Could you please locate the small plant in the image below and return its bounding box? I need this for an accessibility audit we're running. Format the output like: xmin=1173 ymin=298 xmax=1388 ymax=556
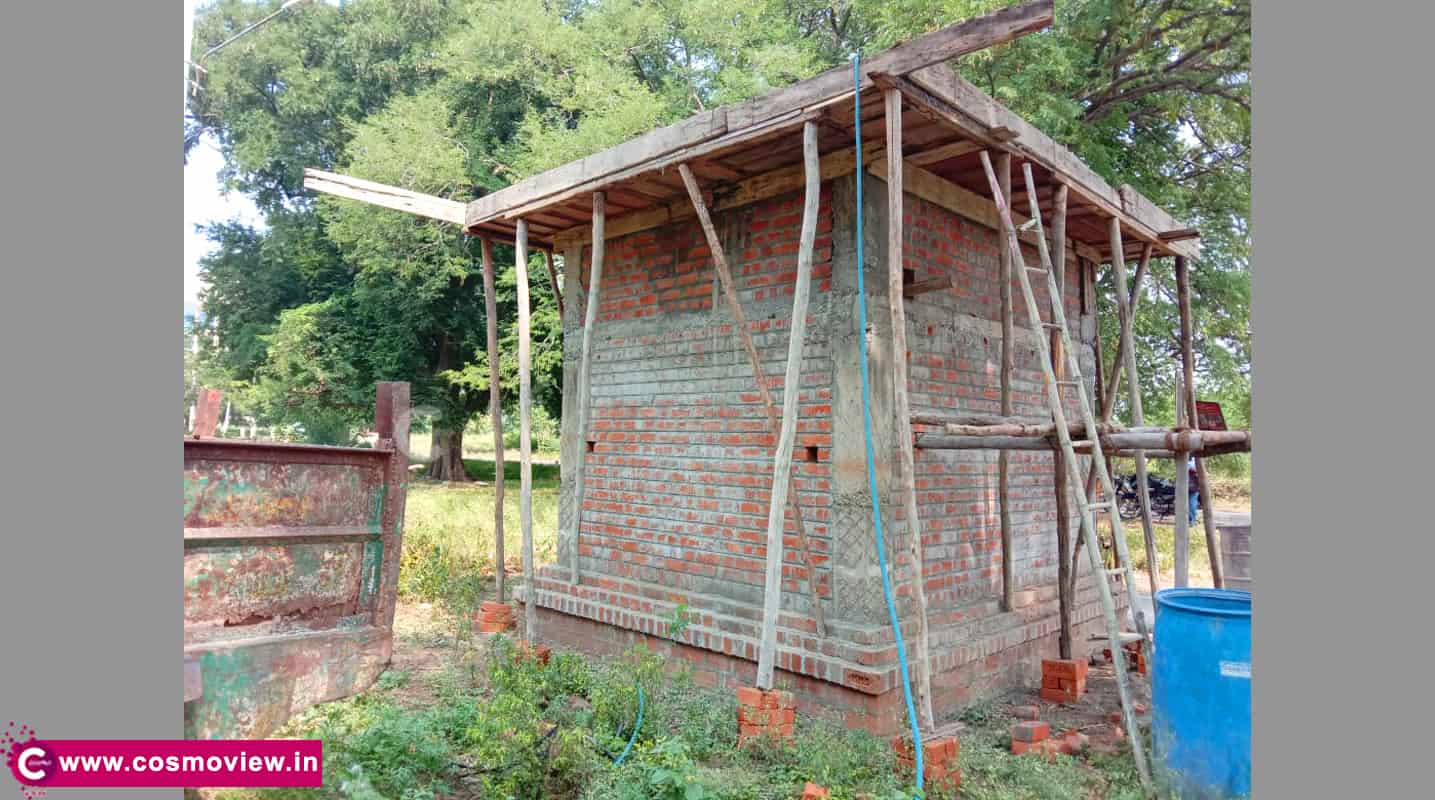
xmin=664 ymin=602 xmax=694 ymax=641
xmin=375 ymin=669 xmax=411 ymax=691
xmin=637 ymin=738 xmax=712 ymax=800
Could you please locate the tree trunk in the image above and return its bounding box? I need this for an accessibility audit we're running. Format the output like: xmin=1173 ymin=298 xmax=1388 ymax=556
xmin=427 ymin=424 xmax=468 ymax=481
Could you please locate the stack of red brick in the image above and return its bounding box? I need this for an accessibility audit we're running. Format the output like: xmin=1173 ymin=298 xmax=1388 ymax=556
xmin=1010 ymin=721 xmax=1087 ymax=760
xmin=1040 ymin=659 xmax=1088 ymax=703
xmin=736 ymin=687 xmax=795 ymax=745
xmin=800 ymin=783 xmax=829 ymax=799
xmin=476 ymin=601 xmax=514 ymax=634
xmin=891 ymin=734 xmax=960 ymax=791
xmin=1103 ymin=641 xmax=1148 ymax=674
xmin=514 ymin=639 xmax=551 ymax=666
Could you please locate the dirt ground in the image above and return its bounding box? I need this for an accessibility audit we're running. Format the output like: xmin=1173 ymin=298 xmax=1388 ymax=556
xmin=388 ymin=601 xmax=475 ymax=708
xmin=1000 ymin=658 xmax=1153 ymax=757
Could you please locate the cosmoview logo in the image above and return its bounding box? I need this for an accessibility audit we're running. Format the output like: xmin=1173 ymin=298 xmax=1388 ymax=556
xmin=3 ymin=723 xmax=323 ymax=792
xmin=15 ymin=745 xmax=54 ymax=782
xmin=3 ymin=723 xmax=50 ymax=799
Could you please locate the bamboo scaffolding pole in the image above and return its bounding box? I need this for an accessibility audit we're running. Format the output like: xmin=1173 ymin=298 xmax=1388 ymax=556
xmin=480 ymin=238 xmax=506 ymax=601
xmin=1077 ymin=261 xmax=1105 ymax=606
xmin=1049 ymin=183 xmax=1073 ymax=659
xmin=1109 ymin=221 xmax=1159 ymax=601
xmin=911 ymin=411 xmax=1052 ymax=427
xmin=756 ymin=121 xmax=822 ymax=688
xmin=543 ymin=248 xmax=564 ymax=317
xmin=568 ymin=193 xmax=606 ymax=586
xmin=677 ymin=163 xmax=829 ymax=640
xmin=885 ymin=88 xmax=935 ymax=730
xmin=1177 ymin=254 xmax=1225 ymax=588
xmin=915 ymin=429 xmax=1247 ymax=452
xmin=1072 ymin=245 xmax=1152 ymax=605
xmin=997 ymin=151 xmax=1015 ymax=613
xmin=515 ymin=219 xmax=537 ymax=639
xmin=1174 ymin=371 xmax=1189 ymax=588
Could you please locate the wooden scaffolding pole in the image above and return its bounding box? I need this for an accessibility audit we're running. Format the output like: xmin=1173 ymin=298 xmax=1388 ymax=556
xmin=885 ymin=87 xmax=935 ymax=731
xmin=1071 ymin=243 xmax=1152 ymax=604
xmin=568 ymin=193 xmax=605 ymax=586
xmin=543 ymin=248 xmax=564 ymax=317
xmin=479 ymin=238 xmax=506 ymax=601
xmin=677 ymin=163 xmax=829 ymax=640
xmin=916 ymin=428 xmax=1245 ymax=451
xmin=997 ymin=151 xmax=1015 ymax=613
xmin=1049 ymin=183 xmax=1073 ymax=659
xmin=756 ymin=121 xmax=821 ymax=688
xmin=515 ymin=219 xmax=537 ymax=638
xmin=1174 ymin=370 xmax=1190 ymax=587
xmin=1108 ymin=221 xmax=1159 ymax=604
xmin=1177 ymin=254 xmax=1225 ymax=588
xmin=1102 ymin=247 xmax=1151 ymax=412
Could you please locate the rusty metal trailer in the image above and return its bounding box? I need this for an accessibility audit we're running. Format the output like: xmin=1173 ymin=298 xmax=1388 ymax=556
xmin=182 ymin=382 xmax=410 ymax=739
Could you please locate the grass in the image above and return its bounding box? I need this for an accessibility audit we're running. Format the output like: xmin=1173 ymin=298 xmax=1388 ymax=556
xmin=317 ymin=459 xmax=1244 ymax=799
xmin=399 ymin=458 xmax=561 ymax=613
xmin=210 ymin=606 xmax=1145 ymax=800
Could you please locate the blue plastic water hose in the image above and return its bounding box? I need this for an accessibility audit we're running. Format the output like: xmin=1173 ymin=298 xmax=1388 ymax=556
xmin=613 ymin=682 xmax=644 ymax=766
xmin=851 ymin=53 xmax=924 ymax=796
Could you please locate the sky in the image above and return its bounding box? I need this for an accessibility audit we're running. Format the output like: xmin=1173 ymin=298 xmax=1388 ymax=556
xmin=184 ymin=0 xmax=265 ymax=321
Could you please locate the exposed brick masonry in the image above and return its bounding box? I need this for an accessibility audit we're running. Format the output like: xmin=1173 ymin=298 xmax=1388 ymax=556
xmin=529 ymin=173 xmax=1124 ymax=735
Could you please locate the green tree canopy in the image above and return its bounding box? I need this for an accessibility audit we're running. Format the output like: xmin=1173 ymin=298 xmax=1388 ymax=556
xmin=189 ymin=0 xmax=1250 ymax=467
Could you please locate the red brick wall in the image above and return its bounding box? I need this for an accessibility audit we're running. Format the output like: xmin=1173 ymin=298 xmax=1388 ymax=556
xmin=533 ymin=175 xmax=1118 ymax=729
xmin=901 ymin=192 xmax=1094 ymax=606
xmin=570 ymin=186 xmax=836 ymax=616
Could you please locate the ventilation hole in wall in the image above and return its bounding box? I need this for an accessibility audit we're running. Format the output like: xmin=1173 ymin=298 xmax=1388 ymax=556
xmin=587 ymin=439 xmax=597 ymax=453
xmin=804 ymin=445 xmax=820 ymax=463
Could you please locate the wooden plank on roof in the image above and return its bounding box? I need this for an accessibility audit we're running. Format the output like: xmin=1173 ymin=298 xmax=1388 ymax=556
xmin=549 ymin=143 xmax=877 ymax=251
xmin=907 ymin=64 xmax=1199 ymax=259
xmin=907 ymin=139 xmax=983 ymax=166
xmin=303 ymin=169 xmax=466 ymax=226
xmin=465 ymin=109 xmax=729 ymax=227
xmin=726 ymin=0 xmax=1053 ymax=130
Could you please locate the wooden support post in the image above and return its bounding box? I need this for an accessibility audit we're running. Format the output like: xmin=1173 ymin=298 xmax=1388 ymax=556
xmin=373 ymin=381 xmax=411 ymax=631
xmin=569 ymin=193 xmax=605 ymax=586
xmin=1073 ymin=262 xmax=1102 ymax=609
xmin=997 ymin=151 xmax=1015 ymax=614
xmin=756 ymin=122 xmax=822 ymax=688
xmin=192 ymin=388 xmax=223 ymax=439
xmin=543 ymin=248 xmax=564 ymax=317
xmin=677 ymin=163 xmax=829 ymax=639
xmin=885 ymin=87 xmax=935 ymax=731
xmin=1073 ymin=244 xmax=1152 ymax=601
xmin=1174 ymin=370 xmax=1189 ymax=588
xmin=1049 ymin=183 xmax=1072 ymax=659
xmin=1109 ymin=219 xmax=1159 ymax=601
xmin=480 ymin=238 xmax=506 ymax=601
xmin=515 ymin=220 xmax=537 ymax=638
xmin=1177 ymin=255 xmax=1224 ymax=588
xmin=1102 ymin=246 xmax=1152 ymax=413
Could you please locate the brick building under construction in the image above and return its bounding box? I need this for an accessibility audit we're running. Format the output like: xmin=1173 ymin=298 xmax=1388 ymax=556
xmin=303 ymin=0 xmax=1248 ymax=737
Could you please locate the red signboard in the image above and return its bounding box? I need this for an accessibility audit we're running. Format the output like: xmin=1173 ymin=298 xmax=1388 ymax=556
xmin=1195 ymin=400 xmax=1227 ymax=431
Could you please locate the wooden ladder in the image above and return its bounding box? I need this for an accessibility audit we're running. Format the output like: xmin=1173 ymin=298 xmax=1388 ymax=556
xmin=980 ymin=153 xmax=1153 ymax=792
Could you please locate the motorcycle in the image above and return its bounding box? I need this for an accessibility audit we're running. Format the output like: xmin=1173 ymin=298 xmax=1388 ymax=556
xmin=1116 ymin=473 xmax=1177 ymax=520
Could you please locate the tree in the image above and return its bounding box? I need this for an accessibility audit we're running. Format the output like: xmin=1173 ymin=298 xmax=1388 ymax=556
xmin=189 ymin=0 xmax=1251 ymax=473
xmin=850 ymin=0 xmax=1250 ymax=432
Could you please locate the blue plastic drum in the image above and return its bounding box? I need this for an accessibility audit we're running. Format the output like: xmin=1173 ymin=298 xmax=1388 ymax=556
xmin=1152 ymin=588 xmax=1252 ymax=798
